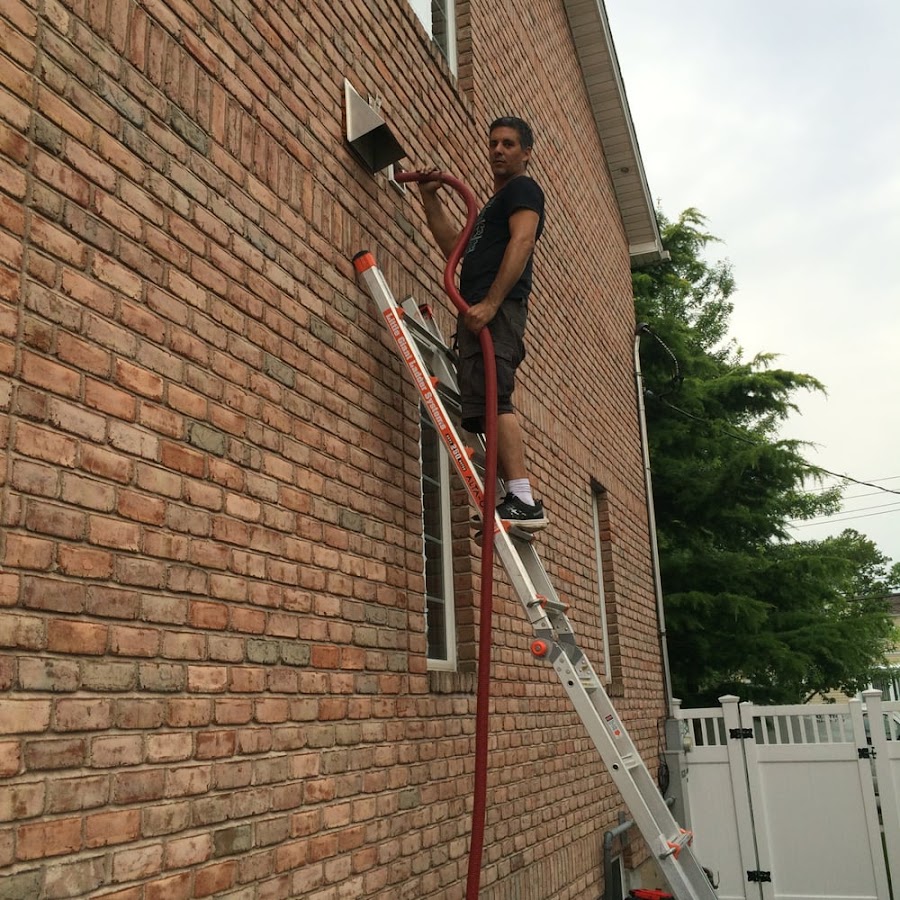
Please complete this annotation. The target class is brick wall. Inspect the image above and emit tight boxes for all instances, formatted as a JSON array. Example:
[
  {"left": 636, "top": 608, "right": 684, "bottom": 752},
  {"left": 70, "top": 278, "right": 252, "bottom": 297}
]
[{"left": 0, "top": 0, "right": 667, "bottom": 896}]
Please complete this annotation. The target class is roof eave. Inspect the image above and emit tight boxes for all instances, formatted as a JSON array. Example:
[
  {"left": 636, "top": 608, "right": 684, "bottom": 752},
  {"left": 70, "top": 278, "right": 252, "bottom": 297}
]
[{"left": 563, "top": 0, "right": 666, "bottom": 267}]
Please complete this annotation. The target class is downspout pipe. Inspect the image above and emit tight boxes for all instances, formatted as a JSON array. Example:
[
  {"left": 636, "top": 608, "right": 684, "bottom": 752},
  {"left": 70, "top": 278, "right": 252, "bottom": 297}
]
[
  {"left": 395, "top": 171, "right": 496, "bottom": 900},
  {"left": 634, "top": 324, "right": 674, "bottom": 716}
]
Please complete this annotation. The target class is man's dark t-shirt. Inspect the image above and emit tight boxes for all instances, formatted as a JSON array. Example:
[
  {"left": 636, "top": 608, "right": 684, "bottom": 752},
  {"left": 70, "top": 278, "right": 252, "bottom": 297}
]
[{"left": 459, "top": 175, "right": 545, "bottom": 304}]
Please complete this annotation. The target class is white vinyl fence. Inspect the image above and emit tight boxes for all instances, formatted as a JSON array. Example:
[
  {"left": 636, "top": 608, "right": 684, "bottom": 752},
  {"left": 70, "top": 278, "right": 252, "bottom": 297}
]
[{"left": 670, "top": 691, "right": 900, "bottom": 900}]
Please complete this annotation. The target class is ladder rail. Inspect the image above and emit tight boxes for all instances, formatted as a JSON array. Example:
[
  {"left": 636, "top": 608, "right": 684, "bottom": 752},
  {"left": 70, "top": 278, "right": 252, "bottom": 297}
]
[{"left": 358, "top": 255, "right": 718, "bottom": 900}]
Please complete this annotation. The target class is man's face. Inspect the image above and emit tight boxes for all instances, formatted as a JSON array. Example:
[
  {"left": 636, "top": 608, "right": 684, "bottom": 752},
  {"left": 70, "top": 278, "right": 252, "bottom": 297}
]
[{"left": 489, "top": 126, "right": 531, "bottom": 179}]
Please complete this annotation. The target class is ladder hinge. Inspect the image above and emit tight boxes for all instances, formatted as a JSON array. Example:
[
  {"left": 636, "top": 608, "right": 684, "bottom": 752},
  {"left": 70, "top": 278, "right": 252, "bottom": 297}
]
[
  {"left": 747, "top": 870, "right": 772, "bottom": 883},
  {"left": 859, "top": 747, "right": 876, "bottom": 760},
  {"left": 729, "top": 727, "right": 753, "bottom": 740}
]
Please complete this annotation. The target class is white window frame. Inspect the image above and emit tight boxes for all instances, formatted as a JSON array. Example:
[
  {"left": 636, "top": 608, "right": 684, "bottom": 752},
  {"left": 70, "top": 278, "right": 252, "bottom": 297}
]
[
  {"left": 591, "top": 486, "right": 612, "bottom": 683},
  {"left": 421, "top": 410, "right": 457, "bottom": 671},
  {"left": 407, "top": 0, "right": 458, "bottom": 72}
]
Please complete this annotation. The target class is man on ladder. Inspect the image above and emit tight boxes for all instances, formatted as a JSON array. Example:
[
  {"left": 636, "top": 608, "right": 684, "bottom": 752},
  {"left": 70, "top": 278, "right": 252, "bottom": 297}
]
[{"left": 415, "top": 116, "right": 549, "bottom": 531}]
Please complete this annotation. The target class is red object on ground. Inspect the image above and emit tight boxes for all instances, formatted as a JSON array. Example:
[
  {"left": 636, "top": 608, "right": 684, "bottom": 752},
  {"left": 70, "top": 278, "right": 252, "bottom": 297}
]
[{"left": 630, "top": 890, "right": 674, "bottom": 900}]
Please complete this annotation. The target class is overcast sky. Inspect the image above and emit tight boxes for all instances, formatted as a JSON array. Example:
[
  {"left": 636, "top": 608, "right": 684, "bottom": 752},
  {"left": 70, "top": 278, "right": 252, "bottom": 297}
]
[{"left": 604, "top": 0, "right": 900, "bottom": 567}]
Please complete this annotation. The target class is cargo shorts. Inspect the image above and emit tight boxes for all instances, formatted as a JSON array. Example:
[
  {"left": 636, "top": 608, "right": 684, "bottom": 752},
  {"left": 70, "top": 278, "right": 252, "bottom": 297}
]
[{"left": 456, "top": 298, "right": 527, "bottom": 434}]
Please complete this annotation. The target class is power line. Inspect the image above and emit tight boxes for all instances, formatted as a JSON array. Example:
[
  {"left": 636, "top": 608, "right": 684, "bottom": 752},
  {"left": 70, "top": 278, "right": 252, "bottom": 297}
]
[
  {"left": 799, "top": 500, "right": 900, "bottom": 522},
  {"left": 652, "top": 396, "right": 900, "bottom": 497},
  {"left": 638, "top": 326, "right": 900, "bottom": 499},
  {"left": 791, "top": 507, "right": 900, "bottom": 529},
  {"left": 802, "top": 476, "right": 900, "bottom": 496}
]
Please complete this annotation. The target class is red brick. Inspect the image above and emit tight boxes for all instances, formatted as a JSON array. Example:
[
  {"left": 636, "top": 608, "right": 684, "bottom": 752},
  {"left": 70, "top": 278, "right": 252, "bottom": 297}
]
[
  {"left": 135, "top": 463, "right": 182, "bottom": 498},
  {"left": 145, "top": 873, "right": 192, "bottom": 900},
  {"left": 186, "top": 665, "right": 228, "bottom": 693},
  {"left": 81, "top": 444, "right": 133, "bottom": 482},
  {"left": 0, "top": 572, "right": 19, "bottom": 607},
  {"left": 113, "top": 769, "right": 165, "bottom": 805},
  {"left": 164, "top": 765, "right": 210, "bottom": 798},
  {"left": 45, "top": 774, "right": 109, "bottom": 813},
  {"left": 58, "top": 545, "right": 114, "bottom": 578},
  {"left": 89, "top": 515, "right": 140, "bottom": 550},
  {"left": 86, "top": 585, "right": 141, "bottom": 619},
  {"left": 167, "top": 699, "right": 211, "bottom": 727},
  {"left": 59, "top": 270, "right": 114, "bottom": 318},
  {"left": 14, "top": 421, "right": 77, "bottom": 465},
  {"left": 115, "top": 358, "right": 164, "bottom": 399},
  {"left": 109, "top": 625, "right": 160, "bottom": 657},
  {"left": 25, "top": 738, "right": 86, "bottom": 770},
  {"left": 111, "top": 843, "right": 164, "bottom": 882},
  {"left": 108, "top": 420, "right": 159, "bottom": 459},
  {"left": 92, "top": 253, "right": 142, "bottom": 299},
  {"left": 0, "top": 700, "right": 50, "bottom": 735},
  {"left": 194, "top": 860, "right": 236, "bottom": 897},
  {"left": 139, "top": 401, "right": 183, "bottom": 437},
  {"left": 114, "top": 699, "right": 165, "bottom": 732},
  {"left": 92, "top": 889, "right": 142, "bottom": 900},
  {"left": 214, "top": 699, "right": 252, "bottom": 725},
  {"left": 91, "top": 735, "right": 143, "bottom": 768},
  {"left": 0, "top": 613, "right": 45, "bottom": 651},
  {"left": 57, "top": 332, "right": 111, "bottom": 376},
  {"left": 116, "top": 556, "right": 167, "bottom": 587},
  {"left": 189, "top": 600, "right": 228, "bottom": 630},
  {"left": 16, "top": 816, "right": 81, "bottom": 859},
  {"left": 20, "top": 350, "right": 81, "bottom": 399},
  {"left": 141, "top": 802, "right": 191, "bottom": 839},
  {"left": 24, "top": 499, "right": 85, "bottom": 539},
  {"left": 146, "top": 732, "right": 193, "bottom": 763},
  {"left": 3, "top": 533, "right": 54, "bottom": 570},
  {"left": 32, "top": 151, "right": 91, "bottom": 205},
  {"left": 22, "top": 575, "right": 85, "bottom": 612},
  {"left": 0, "top": 742, "right": 20, "bottom": 778},
  {"left": 165, "top": 833, "right": 212, "bottom": 868},
  {"left": 84, "top": 378, "right": 138, "bottom": 420},
  {"left": 160, "top": 440, "right": 205, "bottom": 477},
  {"left": 140, "top": 531, "right": 189, "bottom": 565},
  {"left": 118, "top": 489, "right": 166, "bottom": 524},
  {"left": 85, "top": 809, "right": 141, "bottom": 848},
  {"left": 49, "top": 397, "right": 108, "bottom": 441},
  {"left": 61, "top": 473, "right": 116, "bottom": 511},
  {"left": 55, "top": 698, "right": 114, "bottom": 731},
  {"left": 47, "top": 619, "right": 108, "bottom": 655},
  {"left": 230, "top": 606, "right": 266, "bottom": 634},
  {"left": 29, "top": 216, "right": 87, "bottom": 267}
]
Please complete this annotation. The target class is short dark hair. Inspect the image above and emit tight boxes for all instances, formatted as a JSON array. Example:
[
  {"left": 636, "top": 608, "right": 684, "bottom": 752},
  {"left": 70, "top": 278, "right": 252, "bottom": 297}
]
[{"left": 489, "top": 116, "right": 534, "bottom": 151}]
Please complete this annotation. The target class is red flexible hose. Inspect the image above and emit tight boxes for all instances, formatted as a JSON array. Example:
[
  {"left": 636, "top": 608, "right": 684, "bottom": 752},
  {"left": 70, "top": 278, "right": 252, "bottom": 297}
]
[{"left": 396, "top": 171, "right": 496, "bottom": 899}]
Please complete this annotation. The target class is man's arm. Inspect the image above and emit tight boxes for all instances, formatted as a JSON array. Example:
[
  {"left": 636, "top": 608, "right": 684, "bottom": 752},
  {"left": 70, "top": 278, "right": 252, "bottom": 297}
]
[
  {"left": 464, "top": 208, "right": 540, "bottom": 334},
  {"left": 417, "top": 179, "right": 462, "bottom": 260}
]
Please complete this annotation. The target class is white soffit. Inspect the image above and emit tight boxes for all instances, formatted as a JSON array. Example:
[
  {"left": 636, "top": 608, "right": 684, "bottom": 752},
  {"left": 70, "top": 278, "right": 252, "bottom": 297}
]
[{"left": 563, "top": 0, "right": 665, "bottom": 265}]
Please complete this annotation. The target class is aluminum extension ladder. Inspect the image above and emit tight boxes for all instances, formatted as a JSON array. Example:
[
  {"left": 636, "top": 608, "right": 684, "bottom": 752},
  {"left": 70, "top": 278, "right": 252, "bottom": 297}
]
[{"left": 353, "top": 250, "right": 718, "bottom": 900}]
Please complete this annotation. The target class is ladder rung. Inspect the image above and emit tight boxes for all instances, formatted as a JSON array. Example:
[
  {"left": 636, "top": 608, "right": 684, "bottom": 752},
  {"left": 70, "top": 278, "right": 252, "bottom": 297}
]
[
  {"left": 660, "top": 829, "right": 694, "bottom": 860},
  {"left": 526, "top": 593, "right": 567, "bottom": 614}
]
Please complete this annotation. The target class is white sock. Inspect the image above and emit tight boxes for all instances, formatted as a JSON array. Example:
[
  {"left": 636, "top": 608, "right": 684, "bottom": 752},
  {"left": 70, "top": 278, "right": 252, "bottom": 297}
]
[{"left": 505, "top": 479, "right": 534, "bottom": 506}]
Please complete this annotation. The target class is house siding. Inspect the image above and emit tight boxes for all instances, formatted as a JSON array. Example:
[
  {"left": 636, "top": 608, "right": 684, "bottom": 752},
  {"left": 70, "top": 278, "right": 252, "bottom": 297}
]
[{"left": 0, "top": 0, "right": 666, "bottom": 897}]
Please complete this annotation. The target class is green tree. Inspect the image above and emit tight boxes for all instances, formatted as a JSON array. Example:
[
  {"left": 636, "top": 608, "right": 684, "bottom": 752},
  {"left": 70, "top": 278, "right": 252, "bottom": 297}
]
[{"left": 636, "top": 209, "right": 898, "bottom": 705}]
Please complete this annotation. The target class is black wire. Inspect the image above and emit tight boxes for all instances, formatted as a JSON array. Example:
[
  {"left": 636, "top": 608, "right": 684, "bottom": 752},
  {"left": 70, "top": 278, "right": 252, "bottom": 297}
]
[{"left": 637, "top": 327, "right": 900, "bottom": 498}]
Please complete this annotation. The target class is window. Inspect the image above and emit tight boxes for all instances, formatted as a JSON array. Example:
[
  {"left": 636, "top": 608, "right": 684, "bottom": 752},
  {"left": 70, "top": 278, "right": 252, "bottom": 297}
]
[
  {"left": 408, "top": 0, "right": 458, "bottom": 70},
  {"left": 872, "top": 668, "right": 900, "bottom": 701},
  {"left": 591, "top": 483, "right": 621, "bottom": 686},
  {"left": 609, "top": 855, "right": 625, "bottom": 899},
  {"left": 421, "top": 408, "right": 457, "bottom": 669}
]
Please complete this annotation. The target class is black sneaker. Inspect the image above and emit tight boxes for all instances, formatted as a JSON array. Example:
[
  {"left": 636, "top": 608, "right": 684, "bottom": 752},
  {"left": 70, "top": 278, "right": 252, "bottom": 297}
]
[{"left": 495, "top": 492, "right": 549, "bottom": 532}]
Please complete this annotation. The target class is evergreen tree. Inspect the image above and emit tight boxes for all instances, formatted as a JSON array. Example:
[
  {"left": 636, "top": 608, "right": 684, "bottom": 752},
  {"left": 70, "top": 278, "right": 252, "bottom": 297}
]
[{"left": 636, "top": 210, "right": 898, "bottom": 706}]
